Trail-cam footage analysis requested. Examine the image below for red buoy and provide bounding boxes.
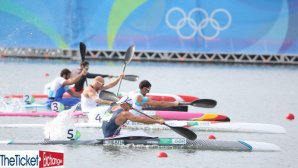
[286,113,295,120]
[208,135,216,140]
[158,152,168,158]
[44,73,49,77]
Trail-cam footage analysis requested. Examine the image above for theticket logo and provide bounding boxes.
[0,150,63,168]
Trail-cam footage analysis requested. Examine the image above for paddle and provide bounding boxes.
[99,90,216,108]
[99,90,120,102]
[131,107,197,140]
[116,45,135,95]
[80,42,86,62]
[179,99,217,108]
[111,74,139,82]
[79,42,89,86]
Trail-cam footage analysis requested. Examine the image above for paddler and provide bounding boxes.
[71,61,113,93]
[81,74,124,120]
[102,96,164,138]
[128,80,180,115]
[46,68,87,108]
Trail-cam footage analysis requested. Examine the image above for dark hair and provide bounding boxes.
[139,80,151,89]
[80,61,89,67]
[60,68,71,77]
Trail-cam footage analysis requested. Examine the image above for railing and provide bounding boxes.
[1,47,298,65]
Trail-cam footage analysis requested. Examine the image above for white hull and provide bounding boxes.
[0,121,286,134]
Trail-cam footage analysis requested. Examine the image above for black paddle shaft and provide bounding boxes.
[179,99,217,108]
[131,108,197,140]
[80,42,86,62]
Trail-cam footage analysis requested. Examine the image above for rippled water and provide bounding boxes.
[0,58,297,168]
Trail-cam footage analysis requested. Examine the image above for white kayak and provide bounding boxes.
[0,120,286,134]
[0,130,280,152]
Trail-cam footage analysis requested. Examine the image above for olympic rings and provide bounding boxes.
[165,7,232,40]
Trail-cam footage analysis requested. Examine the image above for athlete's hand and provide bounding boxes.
[119,72,124,79]
[81,68,88,76]
[156,118,165,125]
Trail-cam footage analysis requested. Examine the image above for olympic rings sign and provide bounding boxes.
[165,7,232,40]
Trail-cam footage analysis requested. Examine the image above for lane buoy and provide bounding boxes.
[208,135,216,140]
[157,152,168,158]
[286,113,295,120]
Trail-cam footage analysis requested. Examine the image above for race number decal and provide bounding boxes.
[67,129,81,140]
[95,114,102,121]
[51,101,64,112]
[23,94,35,104]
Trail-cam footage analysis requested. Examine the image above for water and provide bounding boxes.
[0,58,298,168]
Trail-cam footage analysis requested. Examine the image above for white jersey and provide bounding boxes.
[47,77,69,99]
[128,90,149,116]
[81,95,98,113]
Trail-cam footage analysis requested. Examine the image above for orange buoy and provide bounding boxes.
[158,152,168,158]
[286,113,295,120]
[208,135,216,140]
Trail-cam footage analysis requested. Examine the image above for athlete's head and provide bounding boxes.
[139,80,151,96]
[80,61,89,71]
[92,76,105,91]
[60,68,71,79]
[117,96,133,110]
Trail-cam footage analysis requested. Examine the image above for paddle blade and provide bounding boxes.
[80,42,86,62]
[124,45,135,65]
[164,124,197,140]
[191,99,217,108]
[99,90,119,102]
[123,75,139,81]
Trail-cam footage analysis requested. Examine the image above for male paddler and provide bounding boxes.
[101,96,164,138]
[71,61,113,93]
[46,68,87,108]
[80,74,124,121]
[128,80,180,115]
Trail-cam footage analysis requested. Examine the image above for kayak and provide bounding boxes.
[23,103,47,108]
[0,139,280,152]
[23,103,189,112]
[0,131,280,152]
[119,92,198,102]
[4,92,199,102]
[0,110,230,122]
[0,111,84,117]
[115,120,286,134]
[0,121,286,134]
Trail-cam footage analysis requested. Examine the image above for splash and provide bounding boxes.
[43,104,80,140]
[0,97,24,112]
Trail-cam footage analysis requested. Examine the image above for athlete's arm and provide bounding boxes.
[63,68,87,86]
[123,111,164,124]
[146,98,179,108]
[102,73,124,90]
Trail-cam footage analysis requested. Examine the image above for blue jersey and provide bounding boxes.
[46,77,80,107]
[102,107,126,138]
[47,77,69,99]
